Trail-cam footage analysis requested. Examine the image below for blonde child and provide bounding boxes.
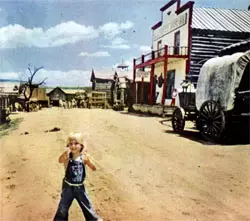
[54,132,102,221]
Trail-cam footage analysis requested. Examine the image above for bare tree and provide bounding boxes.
[20,65,47,112]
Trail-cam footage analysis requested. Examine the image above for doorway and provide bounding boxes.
[166,70,175,99]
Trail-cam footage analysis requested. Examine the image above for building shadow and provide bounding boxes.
[119,111,157,118]
[10,112,20,115]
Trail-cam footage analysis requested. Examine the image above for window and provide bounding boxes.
[165,70,175,99]
[174,31,180,55]
[157,40,162,57]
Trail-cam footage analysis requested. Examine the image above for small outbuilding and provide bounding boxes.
[47,87,85,106]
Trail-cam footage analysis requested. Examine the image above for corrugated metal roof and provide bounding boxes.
[192,8,250,33]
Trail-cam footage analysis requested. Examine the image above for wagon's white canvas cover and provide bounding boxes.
[196,50,250,111]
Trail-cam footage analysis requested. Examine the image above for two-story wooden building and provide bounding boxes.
[133,0,250,107]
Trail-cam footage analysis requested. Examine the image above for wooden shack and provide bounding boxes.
[47,87,85,106]
[47,87,66,106]
[0,79,20,112]
[90,69,113,104]
[29,87,49,107]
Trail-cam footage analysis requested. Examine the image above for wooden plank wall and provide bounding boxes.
[189,31,248,86]
[0,95,10,110]
[95,82,112,100]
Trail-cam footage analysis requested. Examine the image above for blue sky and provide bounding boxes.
[0,0,248,87]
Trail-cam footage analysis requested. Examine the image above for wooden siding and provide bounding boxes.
[95,82,112,100]
[30,88,48,101]
[0,94,17,111]
[189,30,249,86]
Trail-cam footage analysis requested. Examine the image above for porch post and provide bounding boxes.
[149,63,155,105]
[133,58,136,104]
[149,50,155,105]
[141,76,144,104]
[141,54,145,104]
[162,45,168,105]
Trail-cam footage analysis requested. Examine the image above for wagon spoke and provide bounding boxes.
[200,112,208,119]
[213,114,222,120]
[207,101,212,115]
[207,125,212,135]
[203,105,209,115]
[212,122,221,132]
[213,120,222,125]
[209,126,216,137]
[209,126,215,136]
[200,118,207,122]
[210,102,217,117]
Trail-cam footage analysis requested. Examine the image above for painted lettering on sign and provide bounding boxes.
[135,70,150,82]
[154,13,187,41]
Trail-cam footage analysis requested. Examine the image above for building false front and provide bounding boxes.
[133,0,250,106]
[133,0,193,106]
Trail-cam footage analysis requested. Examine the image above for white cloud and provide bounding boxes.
[0,22,98,49]
[39,69,93,86]
[79,51,110,57]
[112,37,126,45]
[0,69,93,87]
[99,21,134,39]
[133,44,152,53]
[139,45,151,53]
[0,20,134,49]
[31,69,92,87]
[0,72,21,79]
[101,37,130,49]
[102,44,130,49]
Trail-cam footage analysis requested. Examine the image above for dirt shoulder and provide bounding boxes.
[0,108,250,221]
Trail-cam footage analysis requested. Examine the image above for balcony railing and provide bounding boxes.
[135,46,188,66]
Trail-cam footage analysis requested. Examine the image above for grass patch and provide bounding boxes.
[0,118,23,138]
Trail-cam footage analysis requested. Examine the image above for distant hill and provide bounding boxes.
[0,79,21,83]
[45,86,91,90]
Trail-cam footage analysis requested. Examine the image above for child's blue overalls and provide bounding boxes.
[54,154,100,221]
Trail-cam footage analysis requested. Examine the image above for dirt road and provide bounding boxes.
[0,107,250,221]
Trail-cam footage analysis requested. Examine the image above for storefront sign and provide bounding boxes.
[154,13,187,41]
[135,70,150,82]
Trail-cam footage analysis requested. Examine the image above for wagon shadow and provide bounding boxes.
[164,129,216,145]
[164,129,250,145]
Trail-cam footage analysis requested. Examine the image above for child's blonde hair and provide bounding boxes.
[67,132,85,151]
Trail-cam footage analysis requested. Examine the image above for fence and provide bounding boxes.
[88,91,107,109]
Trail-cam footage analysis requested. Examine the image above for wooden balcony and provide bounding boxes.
[134,46,188,68]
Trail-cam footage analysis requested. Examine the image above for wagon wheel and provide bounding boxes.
[172,107,185,133]
[199,100,225,142]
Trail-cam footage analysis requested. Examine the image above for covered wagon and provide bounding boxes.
[172,50,250,142]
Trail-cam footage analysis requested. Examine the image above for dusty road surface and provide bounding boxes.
[0,107,250,221]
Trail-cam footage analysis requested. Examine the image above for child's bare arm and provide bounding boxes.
[83,153,96,171]
[58,150,69,163]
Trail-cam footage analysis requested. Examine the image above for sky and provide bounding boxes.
[0,0,248,87]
